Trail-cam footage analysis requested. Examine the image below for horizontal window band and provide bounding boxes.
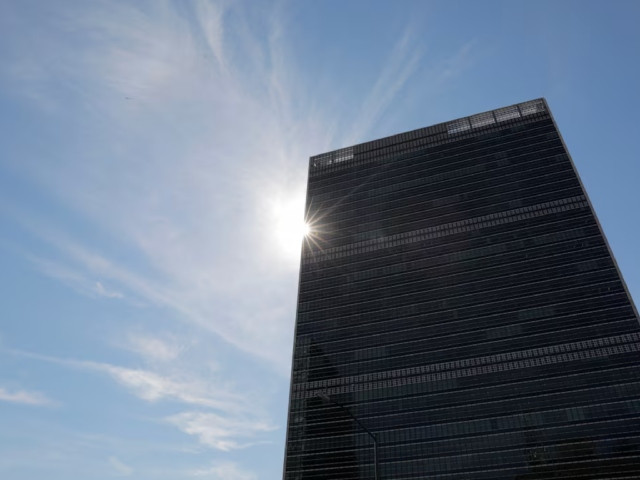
[308,185,586,250]
[295,304,634,354]
[297,381,640,429]
[292,332,640,397]
[297,280,624,334]
[295,321,634,379]
[287,411,640,461]
[297,249,611,312]
[292,366,640,420]
[287,433,640,468]
[303,196,587,264]
[309,117,551,183]
[311,147,564,211]
[309,111,548,175]
[286,404,640,450]
[294,312,634,360]
[309,116,548,178]
[309,130,562,199]
[301,219,600,283]
[299,241,607,303]
[287,399,640,454]
[310,101,547,167]
[310,142,564,210]
[287,449,640,478]
[310,103,548,175]
[314,168,577,236]
[299,267,618,326]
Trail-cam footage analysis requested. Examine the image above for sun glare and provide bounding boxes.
[272,193,309,260]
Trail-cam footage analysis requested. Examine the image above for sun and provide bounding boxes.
[271,192,309,261]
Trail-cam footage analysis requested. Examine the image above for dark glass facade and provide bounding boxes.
[283,99,640,479]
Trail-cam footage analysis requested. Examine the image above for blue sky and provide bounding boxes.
[1,1,639,479]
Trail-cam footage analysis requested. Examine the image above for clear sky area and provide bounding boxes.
[1,1,639,479]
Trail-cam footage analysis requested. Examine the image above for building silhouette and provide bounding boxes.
[283,99,640,479]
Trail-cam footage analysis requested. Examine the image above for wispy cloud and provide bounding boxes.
[166,411,276,451]
[0,1,443,377]
[95,281,124,299]
[24,252,124,300]
[15,219,299,371]
[0,0,482,380]
[436,39,477,84]
[0,1,484,477]
[6,347,271,450]
[8,348,247,413]
[189,461,257,479]
[190,1,228,73]
[121,332,185,363]
[345,27,424,144]
[108,456,133,477]
[0,386,54,406]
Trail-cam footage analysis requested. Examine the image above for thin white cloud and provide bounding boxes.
[95,281,124,299]
[436,39,476,83]
[9,348,248,413]
[0,1,318,372]
[0,386,54,406]
[26,254,124,300]
[4,347,272,450]
[121,332,184,363]
[166,411,276,452]
[190,461,256,480]
[0,3,487,479]
[108,456,133,477]
[0,2,467,378]
[192,1,228,72]
[345,27,423,145]
[101,364,245,412]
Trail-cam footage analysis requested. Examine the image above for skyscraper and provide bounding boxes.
[283,99,640,479]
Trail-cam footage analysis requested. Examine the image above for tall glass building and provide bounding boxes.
[283,99,640,479]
